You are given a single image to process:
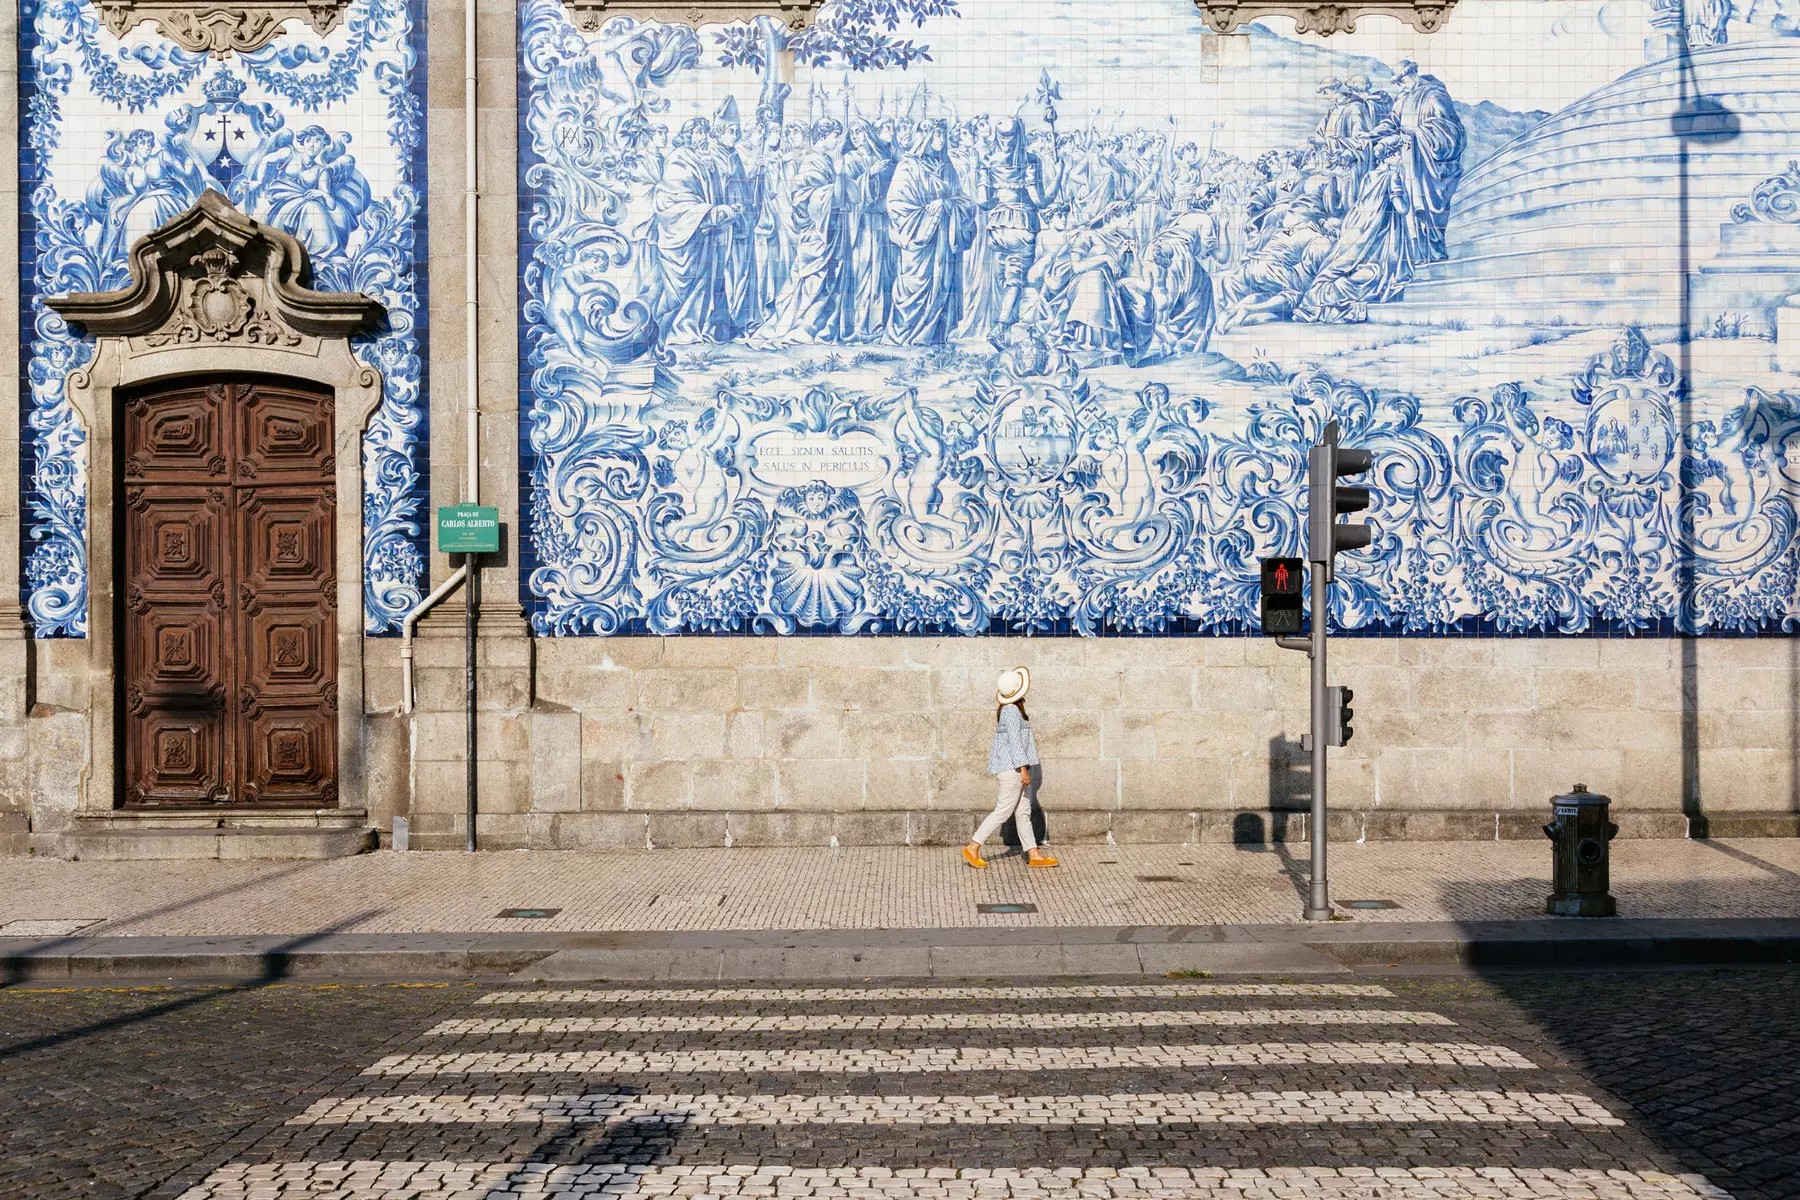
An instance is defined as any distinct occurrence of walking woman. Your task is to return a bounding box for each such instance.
[963,667,1059,869]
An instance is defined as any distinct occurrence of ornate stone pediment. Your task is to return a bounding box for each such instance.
[94,1,353,57]
[1193,0,1457,34]
[47,190,382,348]
[562,0,820,32]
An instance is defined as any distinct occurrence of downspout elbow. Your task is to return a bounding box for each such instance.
[399,564,469,715]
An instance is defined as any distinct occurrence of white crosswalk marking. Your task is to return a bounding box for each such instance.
[207,980,1733,1198]
[175,1162,1731,1199]
[426,1007,1455,1035]
[477,984,1398,1004]
[289,1088,1623,1127]
[365,1040,1538,1075]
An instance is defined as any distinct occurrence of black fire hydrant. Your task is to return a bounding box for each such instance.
[1543,784,1618,916]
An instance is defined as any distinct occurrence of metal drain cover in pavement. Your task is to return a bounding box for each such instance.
[649,894,726,909]
[977,903,1038,914]
[1343,899,1399,910]
[1136,875,1185,883]
[497,908,562,919]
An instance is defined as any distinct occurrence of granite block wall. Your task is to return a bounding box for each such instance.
[389,633,1800,850]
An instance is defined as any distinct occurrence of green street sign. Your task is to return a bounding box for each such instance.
[437,504,500,554]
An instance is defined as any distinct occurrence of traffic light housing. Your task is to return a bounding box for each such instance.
[1258,557,1304,636]
[1308,420,1374,563]
[1326,685,1355,746]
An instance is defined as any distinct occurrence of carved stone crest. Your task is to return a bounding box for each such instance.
[47,190,382,352]
[562,0,819,31]
[144,246,300,349]
[1193,0,1457,33]
[94,1,353,57]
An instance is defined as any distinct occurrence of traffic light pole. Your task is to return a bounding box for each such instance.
[1305,559,1333,921]
[1268,422,1372,922]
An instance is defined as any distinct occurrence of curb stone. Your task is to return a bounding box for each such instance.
[2,919,1797,982]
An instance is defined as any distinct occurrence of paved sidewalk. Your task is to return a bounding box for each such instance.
[3,839,1798,938]
[3,840,1797,981]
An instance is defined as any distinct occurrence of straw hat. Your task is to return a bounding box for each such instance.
[996,666,1031,705]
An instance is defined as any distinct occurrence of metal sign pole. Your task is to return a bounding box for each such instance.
[465,552,479,853]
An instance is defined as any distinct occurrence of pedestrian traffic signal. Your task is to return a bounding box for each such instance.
[1307,419,1375,563]
[1258,556,1304,636]
[1326,685,1355,746]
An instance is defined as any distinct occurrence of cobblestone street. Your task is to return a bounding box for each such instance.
[1,969,1793,1200]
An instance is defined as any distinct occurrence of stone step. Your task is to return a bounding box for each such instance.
[62,824,376,861]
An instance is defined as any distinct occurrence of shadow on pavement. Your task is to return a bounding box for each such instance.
[478,1117,692,1200]
[1436,864,1800,1199]
[1,859,329,989]
[0,910,380,1060]
[1689,836,1800,882]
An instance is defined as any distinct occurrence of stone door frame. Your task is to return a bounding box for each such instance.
[48,191,383,819]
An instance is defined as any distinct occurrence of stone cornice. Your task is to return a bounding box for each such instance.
[1194,0,1457,34]
[47,190,382,344]
[94,1,352,57]
[562,0,820,32]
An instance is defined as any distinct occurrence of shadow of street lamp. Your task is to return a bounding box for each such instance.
[1670,18,1741,840]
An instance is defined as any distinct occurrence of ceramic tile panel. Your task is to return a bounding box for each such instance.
[516,0,1800,637]
[17,0,429,636]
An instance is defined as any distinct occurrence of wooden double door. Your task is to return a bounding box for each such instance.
[120,376,339,808]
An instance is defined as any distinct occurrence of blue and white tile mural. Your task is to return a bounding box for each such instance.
[518,0,1800,636]
[18,0,428,636]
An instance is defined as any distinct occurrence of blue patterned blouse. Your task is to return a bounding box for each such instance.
[987,703,1040,775]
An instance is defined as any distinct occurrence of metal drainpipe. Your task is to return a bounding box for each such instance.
[398,0,481,854]
[461,0,481,853]
[400,564,468,716]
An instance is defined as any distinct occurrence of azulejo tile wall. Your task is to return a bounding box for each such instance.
[17,0,429,636]
[518,0,1800,638]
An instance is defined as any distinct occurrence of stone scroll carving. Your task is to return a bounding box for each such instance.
[94,1,353,57]
[1193,0,1457,34]
[47,190,382,349]
[562,0,821,32]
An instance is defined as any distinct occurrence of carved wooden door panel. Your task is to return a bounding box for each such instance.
[122,377,337,808]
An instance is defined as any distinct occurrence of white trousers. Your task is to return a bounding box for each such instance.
[971,768,1036,851]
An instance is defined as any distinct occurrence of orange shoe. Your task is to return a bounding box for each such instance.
[962,844,987,869]
[1027,849,1059,867]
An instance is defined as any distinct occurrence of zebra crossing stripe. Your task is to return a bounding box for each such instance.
[288,1088,1621,1127]
[477,984,1397,1004]
[365,1041,1537,1075]
[426,1008,1454,1035]
[175,1162,1731,1199]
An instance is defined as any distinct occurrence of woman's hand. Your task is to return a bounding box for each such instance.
[1018,766,1031,786]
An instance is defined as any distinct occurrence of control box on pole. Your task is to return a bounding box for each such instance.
[1325,685,1355,747]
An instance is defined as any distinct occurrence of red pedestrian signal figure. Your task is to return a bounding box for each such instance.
[1258,556,1304,633]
